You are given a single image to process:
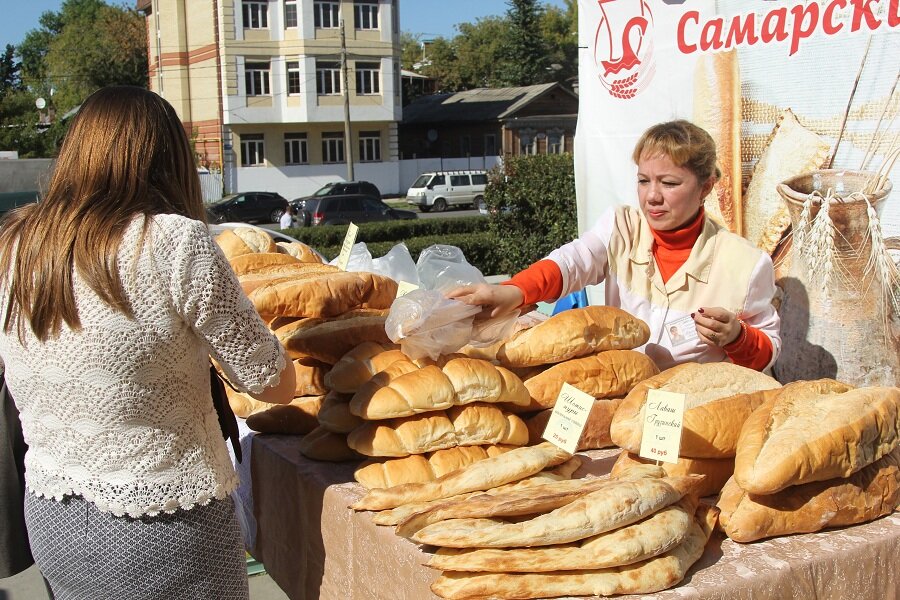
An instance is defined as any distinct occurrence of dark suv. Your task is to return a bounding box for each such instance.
[303,194,416,226]
[290,181,382,213]
[206,192,289,224]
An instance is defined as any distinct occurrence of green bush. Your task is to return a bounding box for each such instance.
[283,217,488,248]
[484,153,577,274]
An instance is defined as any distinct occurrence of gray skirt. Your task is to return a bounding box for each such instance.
[24,492,249,600]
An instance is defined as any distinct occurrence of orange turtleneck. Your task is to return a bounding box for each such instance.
[503,207,773,371]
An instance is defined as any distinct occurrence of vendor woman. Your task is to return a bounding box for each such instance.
[448,120,780,372]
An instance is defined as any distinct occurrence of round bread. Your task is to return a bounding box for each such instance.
[233,226,277,253]
[276,241,323,263]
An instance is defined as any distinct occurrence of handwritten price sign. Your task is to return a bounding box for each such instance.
[541,383,593,455]
[335,223,360,271]
[638,389,685,465]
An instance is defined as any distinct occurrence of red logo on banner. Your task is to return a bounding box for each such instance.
[593,0,656,99]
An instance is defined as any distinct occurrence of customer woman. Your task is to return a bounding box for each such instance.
[0,86,295,599]
[449,120,780,371]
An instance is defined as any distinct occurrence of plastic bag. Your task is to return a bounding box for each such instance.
[385,289,482,360]
[371,243,421,287]
[328,241,373,273]
[416,245,488,292]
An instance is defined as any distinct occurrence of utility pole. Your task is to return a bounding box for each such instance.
[340,19,355,180]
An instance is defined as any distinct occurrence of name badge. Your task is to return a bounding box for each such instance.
[665,314,699,347]
[336,222,359,271]
[638,389,685,464]
[395,281,419,297]
[542,383,593,455]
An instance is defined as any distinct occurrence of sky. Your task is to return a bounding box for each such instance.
[1,0,568,50]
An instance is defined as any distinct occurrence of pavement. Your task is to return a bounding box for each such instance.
[0,563,290,600]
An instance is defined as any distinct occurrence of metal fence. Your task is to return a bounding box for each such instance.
[199,169,224,202]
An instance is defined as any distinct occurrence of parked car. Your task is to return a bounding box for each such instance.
[290,180,382,213]
[206,192,288,224]
[406,170,487,212]
[0,191,40,217]
[302,194,417,226]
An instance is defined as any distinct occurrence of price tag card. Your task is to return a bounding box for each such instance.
[396,281,419,297]
[541,383,593,454]
[638,389,685,465]
[335,222,359,271]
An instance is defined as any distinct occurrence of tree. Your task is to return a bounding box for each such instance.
[495,0,551,87]
[0,44,22,100]
[454,18,510,88]
[540,1,578,84]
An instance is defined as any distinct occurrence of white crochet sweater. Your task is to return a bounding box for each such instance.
[0,214,285,517]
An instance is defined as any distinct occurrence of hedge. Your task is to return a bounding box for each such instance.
[283,216,488,248]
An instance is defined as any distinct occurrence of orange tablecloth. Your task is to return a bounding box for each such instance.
[249,435,900,600]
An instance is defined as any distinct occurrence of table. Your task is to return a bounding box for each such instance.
[249,435,900,600]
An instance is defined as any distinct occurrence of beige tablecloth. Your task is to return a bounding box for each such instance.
[249,435,900,600]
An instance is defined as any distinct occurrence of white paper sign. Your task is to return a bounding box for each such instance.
[335,222,359,271]
[638,389,685,465]
[541,383,593,455]
[395,281,419,297]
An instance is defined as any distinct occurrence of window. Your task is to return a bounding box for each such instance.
[245,62,271,96]
[284,0,297,28]
[316,61,341,95]
[471,173,488,185]
[519,130,536,155]
[355,62,380,95]
[314,1,340,28]
[359,131,381,162]
[354,0,379,29]
[450,175,470,186]
[484,134,497,156]
[241,134,265,166]
[430,175,445,187]
[242,1,269,28]
[548,130,564,154]
[284,133,308,165]
[286,61,301,95]
[322,133,345,163]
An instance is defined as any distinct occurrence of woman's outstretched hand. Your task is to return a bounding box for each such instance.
[446,284,524,320]
[692,307,742,348]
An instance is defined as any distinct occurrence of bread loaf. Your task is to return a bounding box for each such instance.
[611,451,734,497]
[734,380,900,494]
[224,384,270,419]
[245,395,325,435]
[317,391,364,433]
[351,442,572,511]
[412,475,703,548]
[427,496,697,573]
[238,263,339,295]
[429,504,718,600]
[693,49,742,235]
[610,362,781,457]
[719,448,900,542]
[248,271,397,318]
[526,398,622,450]
[524,350,659,410]
[298,426,360,461]
[275,241,322,263]
[229,252,301,276]
[214,229,254,259]
[292,358,329,397]
[494,306,650,368]
[354,445,514,489]
[275,310,392,364]
[347,403,528,458]
[324,343,405,393]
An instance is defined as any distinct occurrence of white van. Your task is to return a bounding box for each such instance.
[406,170,488,212]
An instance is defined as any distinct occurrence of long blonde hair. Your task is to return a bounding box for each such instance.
[0,86,205,341]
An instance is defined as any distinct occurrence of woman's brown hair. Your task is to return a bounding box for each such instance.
[632,120,721,183]
[0,86,205,341]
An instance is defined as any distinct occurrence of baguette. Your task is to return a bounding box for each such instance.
[495,306,651,368]
[229,252,301,276]
[224,385,270,419]
[351,442,571,511]
[276,310,392,364]
[430,504,718,600]
[354,445,514,489]
[611,451,734,497]
[718,448,900,542]
[275,240,323,263]
[232,226,277,253]
[292,357,329,397]
[324,343,405,393]
[317,391,364,433]
[525,398,623,450]
[214,229,254,259]
[734,380,899,494]
[245,395,325,435]
[248,271,397,318]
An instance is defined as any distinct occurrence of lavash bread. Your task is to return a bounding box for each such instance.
[429,504,718,600]
[742,108,830,254]
[349,358,530,420]
[693,49,742,235]
[523,350,659,410]
[718,447,900,542]
[412,474,703,548]
[427,496,698,573]
[275,309,392,364]
[214,229,254,259]
[298,426,361,462]
[346,404,529,458]
[734,380,900,494]
[317,391,364,433]
[493,306,651,368]
[275,241,322,263]
[248,271,398,318]
[245,395,325,435]
[610,362,781,458]
[525,398,623,450]
[352,442,571,511]
[324,343,406,393]
[611,450,734,498]
[229,252,302,276]
[354,445,514,489]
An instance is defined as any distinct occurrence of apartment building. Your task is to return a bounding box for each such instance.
[138,0,402,198]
